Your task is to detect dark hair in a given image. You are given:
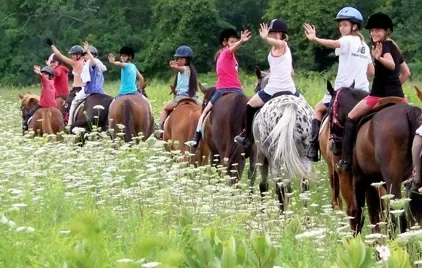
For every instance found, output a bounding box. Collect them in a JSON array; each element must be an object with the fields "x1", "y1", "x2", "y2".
[{"x1": 172, "y1": 58, "x2": 198, "y2": 98}]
